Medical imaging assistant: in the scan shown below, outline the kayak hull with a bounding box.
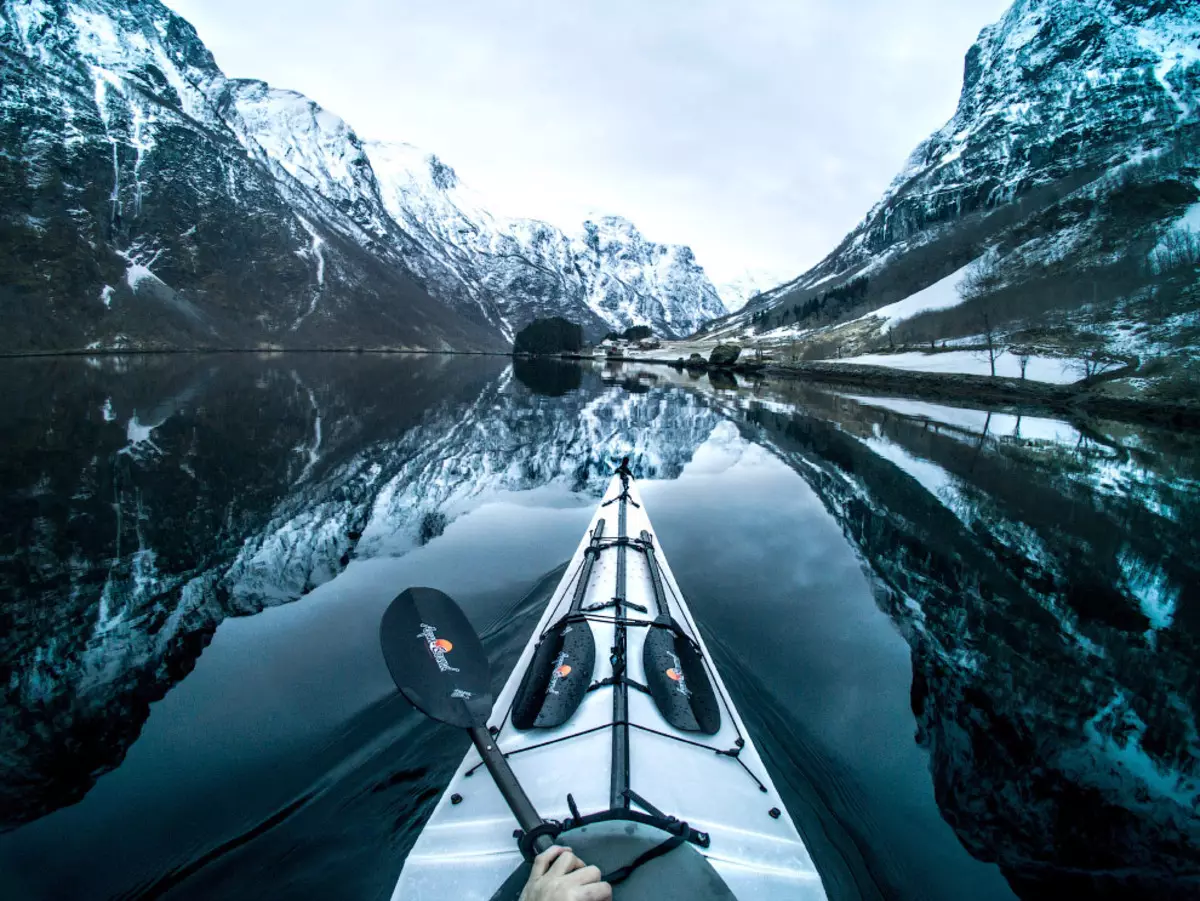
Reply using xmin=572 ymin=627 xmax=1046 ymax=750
xmin=393 ymin=475 xmax=826 ymax=900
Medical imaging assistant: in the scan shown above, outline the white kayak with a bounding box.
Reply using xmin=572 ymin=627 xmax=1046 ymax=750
xmin=391 ymin=470 xmax=827 ymax=900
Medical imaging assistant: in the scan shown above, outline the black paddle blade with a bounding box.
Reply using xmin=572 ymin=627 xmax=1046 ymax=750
xmin=511 ymin=617 xmax=596 ymax=729
xmin=380 ymin=587 xmax=493 ymax=729
xmin=643 ymin=618 xmax=721 ymax=734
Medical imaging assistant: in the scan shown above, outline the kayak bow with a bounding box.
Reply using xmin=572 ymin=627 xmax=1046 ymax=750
xmin=388 ymin=470 xmax=827 ymax=900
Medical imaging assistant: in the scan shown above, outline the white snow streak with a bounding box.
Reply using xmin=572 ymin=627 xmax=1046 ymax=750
xmin=857 ymin=262 xmax=976 ymax=332
xmin=837 ymin=350 xmax=1083 ymax=384
xmin=293 ymin=376 xmax=323 ymax=484
xmin=292 ymin=216 xmax=326 ymax=329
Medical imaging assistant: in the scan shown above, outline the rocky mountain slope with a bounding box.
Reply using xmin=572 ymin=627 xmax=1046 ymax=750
xmin=0 ymin=0 xmax=725 ymax=352
xmin=711 ymin=0 xmax=1199 ymax=392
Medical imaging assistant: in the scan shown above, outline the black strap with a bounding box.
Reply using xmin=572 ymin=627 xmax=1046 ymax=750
xmin=603 ymin=834 xmax=686 ymax=885
xmin=582 ymin=599 xmax=648 ymax=613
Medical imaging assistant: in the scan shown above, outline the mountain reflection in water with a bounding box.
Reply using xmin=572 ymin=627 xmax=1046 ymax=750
xmin=0 ymin=355 xmax=1196 ymax=901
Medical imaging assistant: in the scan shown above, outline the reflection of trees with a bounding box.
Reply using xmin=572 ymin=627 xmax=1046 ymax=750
xmin=512 ymin=357 xmax=584 ymax=396
xmin=734 ymin=392 xmax=1200 ymax=900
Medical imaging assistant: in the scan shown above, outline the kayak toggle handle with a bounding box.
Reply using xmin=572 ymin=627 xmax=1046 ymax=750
xmin=516 ymin=806 xmax=712 ymax=861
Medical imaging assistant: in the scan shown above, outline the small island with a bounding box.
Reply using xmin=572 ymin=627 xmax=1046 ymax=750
xmin=512 ymin=317 xmax=585 ymax=355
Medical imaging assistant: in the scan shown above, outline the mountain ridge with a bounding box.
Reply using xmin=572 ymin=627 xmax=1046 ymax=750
xmin=705 ymin=0 xmax=1199 ymax=397
xmin=0 ymin=0 xmax=726 ymax=351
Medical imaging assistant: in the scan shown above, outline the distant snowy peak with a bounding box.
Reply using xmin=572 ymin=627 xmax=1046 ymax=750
xmin=362 ymin=141 xmax=727 ymax=338
xmin=216 ymin=89 xmax=727 ymax=341
xmin=716 ymin=270 xmax=797 ymax=312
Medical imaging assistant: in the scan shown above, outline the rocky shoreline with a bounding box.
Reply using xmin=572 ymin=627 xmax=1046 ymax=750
xmin=595 ymin=351 xmax=1200 ymax=428
xmin=5 ymin=348 xmax=1196 ymax=428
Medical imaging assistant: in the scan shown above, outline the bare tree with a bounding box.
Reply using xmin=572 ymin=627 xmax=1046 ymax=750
xmin=1151 ymin=227 xmax=1200 ymax=275
xmin=1011 ymin=344 xmax=1032 ymax=380
xmin=981 ymin=311 xmax=1005 ymax=377
xmin=1071 ymin=350 xmax=1114 ymax=383
xmin=958 ymin=252 xmax=1004 ymax=302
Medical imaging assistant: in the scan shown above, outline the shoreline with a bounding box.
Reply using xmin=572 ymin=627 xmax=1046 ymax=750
xmin=597 ymin=352 xmax=1200 ymax=428
xmin=6 ymin=348 xmax=1195 ymax=427
xmin=0 ymin=347 xmax=511 ymax=359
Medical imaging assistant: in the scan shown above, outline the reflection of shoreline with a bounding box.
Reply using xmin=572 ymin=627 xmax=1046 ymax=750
xmin=733 ymin=391 xmax=1200 ymax=899
xmin=0 ymin=354 xmax=506 ymax=829
xmin=590 ymin=350 xmax=1199 ymax=427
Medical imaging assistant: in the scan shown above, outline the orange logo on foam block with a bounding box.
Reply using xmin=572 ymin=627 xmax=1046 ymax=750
xmin=556 ymin=664 xmax=572 ymax=678
xmin=433 ymin=639 xmax=453 ymax=652
xmin=666 ymin=667 xmax=682 ymax=682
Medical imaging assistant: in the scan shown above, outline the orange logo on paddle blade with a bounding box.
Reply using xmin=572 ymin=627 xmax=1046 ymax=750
xmin=433 ymin=639 xmax=453 ymax=652
xmin=666 ymin=668 xmax=682 ymax=682
xmin=556 ymin=665 xmax=572 ymax=678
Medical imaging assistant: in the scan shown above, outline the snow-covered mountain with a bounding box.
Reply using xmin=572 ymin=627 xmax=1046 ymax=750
xmin=0 ymin=0 xmax=725 ymax=351
xmin=717 ymin=0 xmax=1199 ymax=371
xmin=363 ymin=139 xmax=728 ymax=340
xmin=714 ymin=269 xmax=796 ymax=312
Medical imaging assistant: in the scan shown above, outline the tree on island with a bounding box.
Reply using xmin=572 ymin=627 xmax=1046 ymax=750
xmin=512 ymin=317 xmax=584 ymax=354
xmin=622 ymin=325 xmax=654 ymax=341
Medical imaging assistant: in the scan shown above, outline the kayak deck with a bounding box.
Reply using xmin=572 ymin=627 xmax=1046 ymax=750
xmin=394 ymin=474 xmax=826 ymax=899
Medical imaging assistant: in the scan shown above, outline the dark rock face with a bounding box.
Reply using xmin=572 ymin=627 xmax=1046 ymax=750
xmin=0 ymin=0 xmax=725 ymax=352
xmin=708 ymin=344 xmax=742 ymax=366
xmin=734 ymin=0 xmax=1200 ymax=329
xmin=0 ymin=0 xmax=503 ymax=352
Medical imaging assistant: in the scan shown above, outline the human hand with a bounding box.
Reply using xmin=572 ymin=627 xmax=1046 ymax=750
xmin=519 ymin=845 xmax=612 ymax=901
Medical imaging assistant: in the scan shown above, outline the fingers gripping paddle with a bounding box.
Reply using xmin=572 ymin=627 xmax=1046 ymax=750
xmin=380 ymin=587 xmax=552 ymax=852
xmin=511 ymin=519 xmax=606 ymax=729
xmin=640 ymin=531 xmax=721 ymax=735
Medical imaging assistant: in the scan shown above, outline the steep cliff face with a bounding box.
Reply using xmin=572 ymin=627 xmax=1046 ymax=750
xmin=0 ymin=0 xmax=725 ymax=351
xmin=0 ymin=0 xmax=501 ymax=352
xmin=362 ymin=140 xmax=728 ymax=341
xmin=722 ymin=0 xmax=1199 ymax=362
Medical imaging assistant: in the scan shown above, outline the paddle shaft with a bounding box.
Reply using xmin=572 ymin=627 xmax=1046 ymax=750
xmin=641 ymin=530 xmax=670 ymax=620
xmin=468 ymin=726 xmax=553 ymax=854
xmin=568 ymin=519 xmax=606 ymax=613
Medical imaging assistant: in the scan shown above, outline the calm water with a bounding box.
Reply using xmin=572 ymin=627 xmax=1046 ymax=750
xmin=1 ymin=354 xmax=1197 ymax=901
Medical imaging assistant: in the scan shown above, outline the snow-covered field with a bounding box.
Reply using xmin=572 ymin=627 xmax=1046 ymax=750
xmin=837 ymin=350 xmax=1083 ymax=384
xmin=857 ymin=262 xmax=976 ymax=331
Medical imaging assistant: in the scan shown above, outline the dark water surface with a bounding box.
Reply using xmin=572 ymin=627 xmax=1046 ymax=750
xmin=1 ymin=354 xmax=1197 ymax=901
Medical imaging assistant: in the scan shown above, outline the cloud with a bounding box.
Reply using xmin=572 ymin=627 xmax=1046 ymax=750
xmin=165 ymin=0 xmax=1013 ymax=285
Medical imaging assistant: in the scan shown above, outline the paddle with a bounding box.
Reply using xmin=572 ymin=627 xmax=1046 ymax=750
xmin=380 ymin=587 xmax=552 ymax=852
xmin=640 ymin=530 xmax=721 ymax=734
xmin=511 ymin=519 xmax=606 ymax=729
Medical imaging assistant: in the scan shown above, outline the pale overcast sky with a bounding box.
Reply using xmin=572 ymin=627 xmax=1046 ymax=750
xmin=164 ymin=0 xmax=1013 ymax=287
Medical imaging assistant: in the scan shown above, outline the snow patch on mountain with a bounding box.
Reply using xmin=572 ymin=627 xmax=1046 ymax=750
xmin=1 ymin=0 xmax=727 ymax=350
xmin=726 ymin=0 xmax=1200 ymax=345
